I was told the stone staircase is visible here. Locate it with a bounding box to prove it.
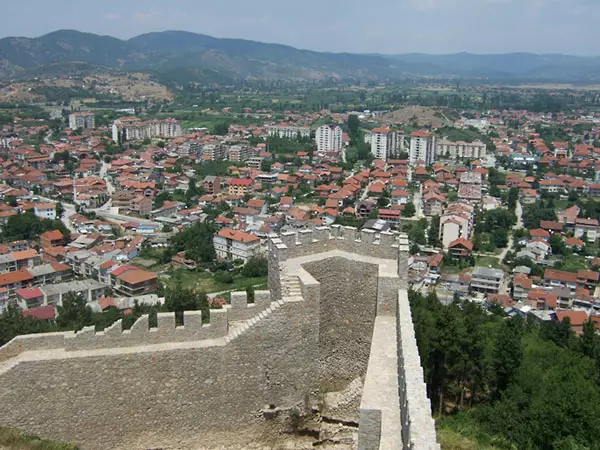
[281,275,304,303]
[225,275,305,344]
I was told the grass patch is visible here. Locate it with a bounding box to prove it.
[475,256,503,269]
[557,254,588,273]
[436,412,509,450]
[161,268,267,294]
[0,426,78,450]
[442,264,465,275]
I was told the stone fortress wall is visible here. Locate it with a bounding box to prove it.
[0,226,439,450]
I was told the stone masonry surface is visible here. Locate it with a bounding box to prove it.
[0,227,439,449]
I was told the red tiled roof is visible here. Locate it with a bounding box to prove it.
[22,306,55,320]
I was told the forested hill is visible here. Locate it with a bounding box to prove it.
[409,290,600,448]
[0,30,600,83]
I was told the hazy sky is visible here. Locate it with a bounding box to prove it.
[3,0,599,55]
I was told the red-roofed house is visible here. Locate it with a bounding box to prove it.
[555,309,589,335]
[448,238,473,259]
[213,228,261,263]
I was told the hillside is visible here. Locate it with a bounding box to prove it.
[0,30,599,83]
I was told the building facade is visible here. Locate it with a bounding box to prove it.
[436,139,486,159]
[409,131,436,165]
[267,125,310,140]
[69,112,95,130]
[316,125,343,153]
[112,117,182,143]
[213,228,261,263]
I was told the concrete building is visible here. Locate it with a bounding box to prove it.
[316,125,343,153]
[213,228,261,263]
[267,124,310,140]
[112,117,182,143]
[436,139,486,159]
[229,179,253,196]
[410,130,436,165]
[471,267,505,293]
[370,126,400,161]
[228,145,250,162]
[68,112,95,130]
[33,203,56,220]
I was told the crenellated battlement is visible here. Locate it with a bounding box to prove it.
[0,290,274,359]
[269,226,409,263]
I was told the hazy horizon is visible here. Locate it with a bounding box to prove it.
[2,0,599,56]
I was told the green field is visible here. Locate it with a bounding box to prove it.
[161,268,267,295]
[475,256,503,269]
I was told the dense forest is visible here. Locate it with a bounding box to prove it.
[409,290,600,449]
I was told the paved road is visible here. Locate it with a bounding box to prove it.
[37,196,77,233]
[413,184,423,219]
[498,200,524,263]
[100,161,115,196]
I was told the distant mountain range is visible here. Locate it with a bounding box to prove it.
[0,30,599,84]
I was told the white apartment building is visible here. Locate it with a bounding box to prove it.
[34,203,57,220]
[409,131,436,165]
[436,139,487,159]
[371,126,402,161]
[316,125,343,153]
[213,228,261,263]
[267,125,311,140]
[112,117,183,143]
[69,112,95,130]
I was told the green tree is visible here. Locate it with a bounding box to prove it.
[347,114,360,138]
[428,216,441,247]
[492,318,523,397]
[402,202,416,218]
[549,233,566,255]
[240,256,268,278]
[56,292,93,331]
[56,202,65,219]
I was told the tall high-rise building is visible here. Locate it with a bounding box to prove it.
[371,126,400,161]
[69,112,95,130]
[409,130,436,165]
[316,125,343,153]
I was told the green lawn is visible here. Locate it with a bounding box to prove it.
[557,254,588,273]
[161,268,268,294]
[437,413,508,450]
[475,256,503,269]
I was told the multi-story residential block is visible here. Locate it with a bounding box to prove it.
[203,176,221,195]
[544,269,578,292]
[129,195,153,216]
[574,218,599,242]
[113,268,158,297]
[34,203,56,220]
[410,130,436,165]
[436,139,486,159]
[112,117,182,143]
[267,124,310,140]
[316,125,343,153]
[471,267,505,293]
[229,179,253,196]
[68,112,95,130]
[40,230,65,249]
[371,126,403,161]
[213,228,261,263]
[203,144,227,161]
[228,145,250,162]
